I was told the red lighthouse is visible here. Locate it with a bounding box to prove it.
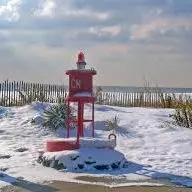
[65,52,97,146]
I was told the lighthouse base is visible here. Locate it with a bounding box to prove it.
[38,148,128,172]
[46,137,116,152]
[47,139,79,152]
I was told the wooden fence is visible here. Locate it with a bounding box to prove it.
[0,80,187,108]
[96,91,174,108]
[0,80,67,107]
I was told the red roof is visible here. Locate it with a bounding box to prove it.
[78,52,85,62]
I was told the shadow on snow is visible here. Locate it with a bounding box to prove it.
[75,160,192,188]
[0,173,58,192]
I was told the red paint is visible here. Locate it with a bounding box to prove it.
[66,70,96,97]
[46,140,79,152]
[65,52,97,147]
[46,52,97,152]
[78,52,85,62]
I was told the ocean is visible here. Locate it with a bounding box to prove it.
[100,86,192,93]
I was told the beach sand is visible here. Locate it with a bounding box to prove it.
[1,180,192,192]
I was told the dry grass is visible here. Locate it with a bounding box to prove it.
[104,116,120,133]
[170,96,192,128]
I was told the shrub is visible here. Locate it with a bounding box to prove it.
[95,86,103,104]
[143,82,176,108]
[18,87,48,103]
[171,97,192,128]
[105,116,120,133]
[0,96,9,106]
[42,101,74,131]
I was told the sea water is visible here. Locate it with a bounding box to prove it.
[100,86,192,93]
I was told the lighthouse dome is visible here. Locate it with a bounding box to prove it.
[77,52,86,70]
[78,52,85,62]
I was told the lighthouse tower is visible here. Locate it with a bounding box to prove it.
[46,53,97,152]
[46,53,116,153]
[65,52,97,147]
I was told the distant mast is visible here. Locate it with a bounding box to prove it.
[76,52,86,70]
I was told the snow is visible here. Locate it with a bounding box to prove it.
[42,148,126,171]
[0,101,192,188]
[110,182,164,187]
[46,137,116,149]
[73,92,92,97]
[80,137,116,148]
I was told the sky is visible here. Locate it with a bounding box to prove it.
[0,0,192,88]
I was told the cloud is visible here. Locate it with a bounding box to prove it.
[166,0,192,15]
[130,17,192,40]
[34,0,56,18]
[1,0,192,47]
[34,0,110,21]
[68,25,129,46]
[0,0,22,21]
[62,7,110,21]
[88,25,121,37]
[0,0,192,87]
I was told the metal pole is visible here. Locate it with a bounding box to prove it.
[77,101,81,144]
[67,101,70,138]
[92,101,95,137]
[81,102,84,137]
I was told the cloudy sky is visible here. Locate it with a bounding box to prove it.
[0,0,192,88]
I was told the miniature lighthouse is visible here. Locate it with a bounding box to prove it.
[46,52,97,152]
[45,53,118,155]
[65,52,97,145]
[42,53,121,170]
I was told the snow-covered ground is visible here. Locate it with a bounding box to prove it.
[0,102,192,189]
